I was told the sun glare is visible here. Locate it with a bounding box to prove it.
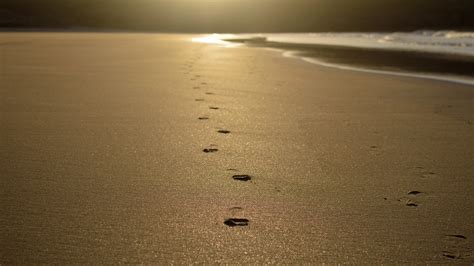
[192,34,241,47]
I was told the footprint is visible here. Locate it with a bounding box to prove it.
[198,117,209,120]
[227,168,239,172]
[195,98,205,102]
[201,82,208,85]
[217,129,231,134]
[443,251,461,259]
[415,167,437,178]
[232,175,252,181]
[228,207,244,216]
[193,86,201,90]
[408,191,422,195]
[369,146,382,155]
[421,172,437,178]
[405,199,418,207]
[205,92,215,95]
[209,106,219,110]
[224,218,249,227]
[446,234,467,239]
[203,148,218,153]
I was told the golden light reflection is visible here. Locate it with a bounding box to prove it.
[192,34,241,47]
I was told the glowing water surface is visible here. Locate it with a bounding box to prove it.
[192,34,241,48]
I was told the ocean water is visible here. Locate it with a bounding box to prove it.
[242,31,474,58]
[195,32,474,85]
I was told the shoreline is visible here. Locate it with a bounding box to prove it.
[224,37,474,86]
[284,50,474,86]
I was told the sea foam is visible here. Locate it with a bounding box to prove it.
[236,31,474,58]
[210,31,474,85]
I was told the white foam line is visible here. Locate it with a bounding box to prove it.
[281,50,474,86]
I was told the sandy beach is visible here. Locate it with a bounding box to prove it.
[1,32,473,263]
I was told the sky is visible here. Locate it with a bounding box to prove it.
[1,0,473,32]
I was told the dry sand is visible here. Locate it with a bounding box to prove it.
[1,32,473,263]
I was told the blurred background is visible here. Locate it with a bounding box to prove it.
[1,0,473,32]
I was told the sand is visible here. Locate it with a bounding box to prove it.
[1,32,473,263]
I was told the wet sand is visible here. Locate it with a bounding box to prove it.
[227,37,474,80]
[1,32,473,263]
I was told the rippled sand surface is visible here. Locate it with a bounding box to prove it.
[1,33,473,263]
